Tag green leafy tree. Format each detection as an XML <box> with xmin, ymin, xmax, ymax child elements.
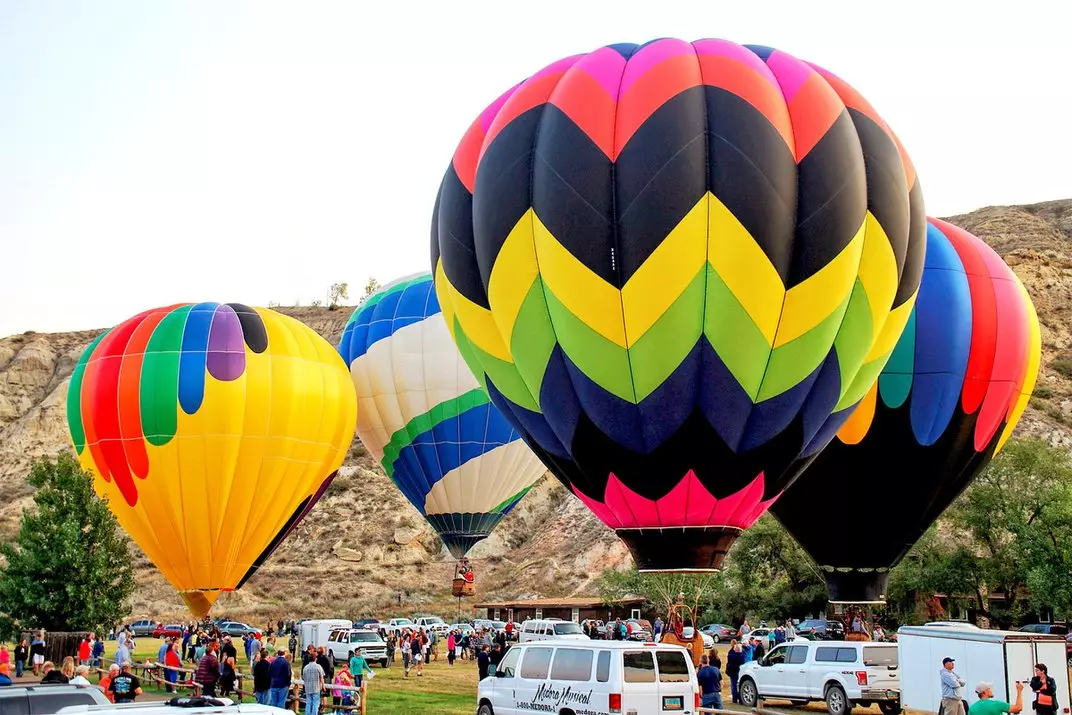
<box><xmin>328</xmin><ymin>282</ymin><xmax>350</xmax><ymax>310</ymax></box>
<box><xmin>0</xmin><ymin>453</ymin><xmax>135</xmax><ymax>632</ymax></box>
<box><xmin>358</xmin><ymin>277</ymin><xmax>381</xmax><ymax>306</ymax></box>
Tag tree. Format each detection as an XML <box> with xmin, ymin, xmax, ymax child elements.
<box><xmin>0</xmin><ymin>453</ymin><xmax>135</xmax><ymax>633</ymax></box>
<box><xmin>358</xmin><ymin>277</ymin><xmax>381</xmax><ymax>306</ymax></box>
<box><xmin>328</xmin><ymin>282</ymin><xmax>349</xmax><ymax>310</ymax></box>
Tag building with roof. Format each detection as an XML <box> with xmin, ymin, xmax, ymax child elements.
<box><xmin>474</xmin><ymin>596</ymin><xmax>648</xmax><ymax>623</ymax></box>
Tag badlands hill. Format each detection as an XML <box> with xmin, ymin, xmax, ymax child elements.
<box><xmin>1</xmin><ymin>199</ymin><xmax>1071</xmax><ymax>622</ymax></box>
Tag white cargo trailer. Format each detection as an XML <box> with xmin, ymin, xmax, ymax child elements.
<box><xmin>898</xmin><ymin>625</ymin><xmax>1070</xmax><ymax>714</ymax></box>
<box><xmin>299</xmin><ymin>618</ymin><xmax>352</xmax><ymax>651</ymax></box>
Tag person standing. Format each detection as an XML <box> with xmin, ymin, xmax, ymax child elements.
<box><xmin>349</xmin><ymin>648</ymin><xmax>373</xmax><ymax>690</ymax></box>
<box><xmin>477</xmin><ymin>646</ymin><xmax>490</xmax><ymax>681</ymax></box>
<box><xmin>969</xmin><ymin>681</ymin><xmax>1024</xmax><ymax>715</ymax></box>
<box><xmin>696</xmin><ymin>655</ymin><xmax>723</xmax><ymax>709</ymax></box>
<box><xmin>78</xmin><ymin>635</ymin><xmax>92</xmax><ymax>666</ymax></box>
<box><xmin>253</xmin><ymin>650</ymin><xmax>272</xmax><ymax>705</ymax></box>
<box><xmin>164</xmin><ymin>641</ymin><xmax>182</xmax><ymax>693</ymax></box>
<box><xmin>940</xmin><ymin>657</ymin><xmax>967</xmax><ymax>715</ymax></box>
<box><xmin>92</xmin><ymin>635</ymin><xmax>105</xmax><ymax>669</ymax></box>
<box><xmin>288</xmin><ymin>632</ymin><xmax>298</xmax><ymax>659</ymax></box>
<box><xmin>100</xmin><ymin>664</ymin><xmax>120</xmax><ymax>702</ymax></box>
<box><xmin>653</xmin><ymin>616</ymin><xmax>664</xmax><ymax>639</ymax></box>
<box><xmin>268</xmin><ymin>650</ymin><xmax>292</xmax><ymax>709</ymax></box>
<box><xmin>110</xmin><ymin>662</ymin><xmax>142</xmax><ymax>703</ymax></box>
<box><xmin>1029</xmin><ymin>663</ymin><xmax>1058</xmax><ymax>715</ymax></box>
<box><xmin>333</xmin><ymin>663</ymin><xmax>355</xmax><ymax>707</ymax></box>
<box><xmin>446</xmin><ymin>633</ymin><xmax>456</xmax><ymax>667</ymax></box>
<box><xmin>301</xmin><ymin>655</ymin><xmax>325</xmax><ymax>715</ymax></box>
<box><xmin>29</xmin><ymin>634</ymin><xmax>45</xmax><ymax>676</ymax></box>
<box><xmin>726</xmin><ymin>640</ymin><xmax>744</xmax><ymax>704</ymax></box>
<box><xmin>14</xmin><ymin>640</ymin><xmax>27</xmax><ymax>679</ymax></box>
<box><xmin>194</xmin><ymin>640</ymin><xmax>220</xmax><ymax>697</ymax></box>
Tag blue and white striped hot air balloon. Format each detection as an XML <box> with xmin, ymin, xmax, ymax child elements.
<box><xmin>338</xmin><ymin>272</ymin><xmax>548</xmax><ymax>558</ymax></box>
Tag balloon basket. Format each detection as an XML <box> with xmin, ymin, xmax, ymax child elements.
<box><xmin>452</xmin><ymin>578</ymin><xmax>475</xmax><ymax>598</ymax></box>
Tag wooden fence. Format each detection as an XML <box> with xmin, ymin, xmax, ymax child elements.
<box><xmin>20</xmin><ymin>631</ymin><xmax>93</xmax><ymax>666</ymax></box>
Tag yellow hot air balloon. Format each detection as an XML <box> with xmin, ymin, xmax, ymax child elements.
<box><xmin>66</xmin><ymin>302</ymin><xmax>357</xmax><ymax>616</ymax></box>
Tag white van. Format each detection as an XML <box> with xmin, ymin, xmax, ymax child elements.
<box><xmin>478</xmin><ymin>640</ymin><xmax>699</xmax><ymax>715</ymax></box>
<box><xmin>738</xmin><ymin>640</ymin><xmax>901</xmax><ymax>715</ymax></box>
<box><xmin>519</xmin><ymin>619</ymin><xmax>589</xmax><ymax>643</ymax></box>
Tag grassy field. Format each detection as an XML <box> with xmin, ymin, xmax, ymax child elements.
<box><xmin>122</xmin><ymin>637</ymin><xmax>479</xmax><ymax>715</ymax></box>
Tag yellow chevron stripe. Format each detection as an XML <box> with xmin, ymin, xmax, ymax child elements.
<box><xmin>434</xmin><ymin>261</ymin><xmax>457</xmax><ymax>341</ymax></box>
<box><xmin>487</xmin><ymin>208</ymin><xmax>540</xmax><ymax>345</ymax></box>
<box><xmin>621</xmin><ymin>197</ymin><xmax>707</xmax><ymax>347</ymax></box>
<box><xmin>865</xmin><ymin>290</ymin><xmax>915</xmax><ymax>362</ymax></box>
<box><xmin>707</xmin><ymin>194</ymin><xmax>786</xmax><ymax>345</ymax></box>
<box><xmin>995</xmin><ymin>274</ymin><xmax>1041</xmax><ymax>454</ymax></box>
<box><xmin>775</xmin><ymin>221</ymin><xmax>865</xmax><ymax>348</ymax></box>
<box><xmin>532</xmin><ymin>210</ymin><xmax>627</xmax><ymax>348</ymax></box>
<box><xmin>856</xmin><ymin>211</ymin><xmax>898</xmax><ymax>336</ymax></box>
<box><xmin>434</xmin><ymin>261</ymin><xmax>512</xmax><ymax>363</ymax></box>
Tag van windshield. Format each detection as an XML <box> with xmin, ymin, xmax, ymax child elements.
<box><xmin>863</xmin><ymin>647</ymin><xmax>898</xmax><ymax>667</ymax></box>
<box><xmin>554</xmin><ymin>623</ymin><xmax>583</xmax><ymax>635</ymax></box>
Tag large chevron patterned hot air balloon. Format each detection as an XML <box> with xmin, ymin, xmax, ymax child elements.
<box><xmin>432</xmin><ymin>38</ymin><xmax>927</xmax><ymax>571</ymax></box>
<box><xmin>773</xmin><ymin>218</ymin><xmax>1041</xmax><ymax>602</ymax></box>
<box><xmin>67</xmin><ymin>303</ymin><xmax>357</xmax><ymax>616</ymax></box>
<box><xmin>338</xmin><ymin>273</ymin><xmax>548</xmax><ymax>559</ymax></box>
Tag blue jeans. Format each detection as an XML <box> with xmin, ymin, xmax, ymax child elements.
<box><xmin>703</xmin><ymin>692</ymin><xmax>723</xmax><ymax>709</ymax></box>
<box><xmin>306</xmin><ymin>692</ymin><xmax>321</xmax><ymax>715</ymax></box>
<box><xmin>15</xmin><ymin>660</ymin><xmax>24</xmax><ymax>678</ymax></box>
<box><xmin>270</xmin><ymin>687</ymin><xmax>289</xmax><ymax>709</ymax></box>
<box><xmin>255</xmin><ymin>691</ymin><xmax>270</xmax><ymax>705</ymax></box>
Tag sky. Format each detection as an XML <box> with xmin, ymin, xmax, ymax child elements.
<box><xmin>2</xmin><ymin>0</ymin><xmax>1070</xmax><ymax>337</ymax></box>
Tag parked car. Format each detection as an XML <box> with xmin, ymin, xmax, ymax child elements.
<box><xmin>796</xmin><ymin>618</ymin><xmax>846</xmax><ymax>640</ymax></box>
<box><xmin>216</xmin><ymin>621</ymin><xmax>260</xmax><ymax>638</ymax></box>
<box><xmin>1067</xmin><ymin>634</ymin><xmax>1072</xmax><ymax>668</ymax></box>
<box><xmin>700</xmin><ymin>623</ymin><xmax>738</xmax><ymax>642</ymax></box>
<box><xmin>472</xmin><ymin>619</ymin><xmax>508</xmax><ymax>637</ymax></box>
<box><xmin>582</xmin><ymin>619</ymin><xmax>607</xmax><ymax>637</ymax></box>
<box><xmin>450</xmin><ymin>623</ymin><xmax>475</xmax><ymax>636</ymax></box>
<box><xmin>152</xmin><ymin>624</ymin><xmax>184</xmax><ymax>639</ymax></box>
<box><xmin>126</xmin><ymin>619</ymin><xmax>157</xmax><ymax>637</ymax></box>
<box><xmin>384</xmin><ymin>618</ymin><xmax>416</xmax><ymax>635</ymax></box>
<box><xmin>477</xmin><ymin>640</ymin><xmax>699</xmax><ymax>715</ymax></box>
<box><xmin>1019</xmin><ymin>623</ymin><xmax>1068</xmax><ymax>635</ymax></box>
<box><xmin>1</xmin><ymin>684</ymin><xmax>111</xmax><ymax>714</ymax></box>
<box><xmin>624</xmin><ymin>618</ymin><xmax>653</xmax><ymax>642</ymax></box>
<box><xmin>738</xmin><ymin>640</ymin><xmax>901</xmax><ymax>715</ymax></box>
<box><xmin>413</xmin><ymin>616</ymin><xmax>450</xmax><ymax>636</ymax></box>
<box><xmin>325</xmin><ymin>628</ymin><xmax>390</xmax><ymax>668</ymax></box>
<box><xmin>352</xmin><ymin>619</ymin><xmax>382</xmax><ymax>631</ymax></box>
<box><xmin>518</xmin><ymin>619</ymin><xmax>588</xmax><ymax>643</ymax></box>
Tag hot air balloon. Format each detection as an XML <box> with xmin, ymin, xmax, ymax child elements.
<box><xmin>431</xmin><ymin>38</ymin><xmax>926</xmax><ymax>571</ymax></box>
<box><xmin>773</xmin><ymin>218</ymin><xmax>1041</xmax><ymax>602</ymax></box>
<box><xmin>337</xmin><ymin>273</ymin><xmax>548</xmax><ymax>562</ymax></box>
<box><xmin>66</xmin><ymin>303</ymin><xmax>357</xmax><ymax>616</ymax></box>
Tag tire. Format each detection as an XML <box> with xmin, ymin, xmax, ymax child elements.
<box><xmin>740</xmin><ymin>678</ymin><xmax>760</xmax><ymax>708</ymax></box>
<box><xmin>879</xmin><ymin>703</ymin><xmax>902</xmax><ymax>715</ymax></box>
<box><xmin>477</xmin><ymin>703</ymin><xmax>494</xmax><ymax>715</ymax></box>
<box><xmin>825</xmin><ymin>685</ymin><xmax>849</xmax><ymax>715</ymax></box>
<box><xmin>712</xmin><ymin>635</ymin><xmax>720</xmax><ymax>643</ymax></box>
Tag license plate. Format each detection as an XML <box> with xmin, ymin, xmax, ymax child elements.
<box><xmin>663</xmin><ymin>696</ymin><xmax>684</xmax><ymax>710</ymax></box>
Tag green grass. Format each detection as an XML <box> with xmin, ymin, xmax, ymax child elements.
<box><xmin>126</xmin><ymin>637</ymin><xmax>479</xmax><ymax>714</ymax></box>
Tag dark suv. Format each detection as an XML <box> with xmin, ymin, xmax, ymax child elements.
<box><xmin>0</xmin><ymin>684</ymin><xmax>110</xmax><ymax>715</ymax></box>
<box><xmin>796</xmin><ymin>618</ymin><xmax>846</xmax><ymax>640</ymax></box>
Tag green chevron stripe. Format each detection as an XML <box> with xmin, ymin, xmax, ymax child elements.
<box><xmin>380</xmin><ymin>388</ymin><xmax>491</xmax><ymax>477</ymax></box>
<box><xmin>353</xmin><ymin>274</ymin><xmax>429</xmax><ymax>319</ymax></box>
<box><xmin>456</xmin><ymin>319</ymin><xmax>541</xmax><ymax>413</ymax></box>
<box><xmin>510</xmin><ymin>276</ymin><xmax>557</xmax><ymax>405</ymax></box>
<box><xmin>759</xmin><ymin>292</ymin><xmax>852</xmax><ymax>401</ymax></box>
<box><xmin>704</xmin><ymin>264</ymin><xmax>774</xmax><ymax>400</ymax></box>
<box><xmin>490</xmin><ymin>482</ymin><xmax>538</xmax><ymax>515</ymax></box>
<box><xmin>631</xmin><ymin>267</ymin><xmax>705</xmax><ymax>401</ymax></box>
<box><xmin>831</xmin><ymin>279</ymin><xmax>874</xmax><ymax>402</ymax></box>
<box><xmin>67</xmin><ymin>331</ymin><xmax>110</xmax><ymax>454</ymax></box>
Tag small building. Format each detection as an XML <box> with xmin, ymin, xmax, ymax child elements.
<box><xmin>474</xmin><ymin>597</ymin><xmax>648</xmax><ymax>624</ymax></box>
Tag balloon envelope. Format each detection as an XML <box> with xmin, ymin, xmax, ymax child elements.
<box><xmin>431</xmin><ymin>38</ymin><xmax>926</xmax><ymax>571</ymax></box>
<box><xmin>67</xmin><ymin>303</ymin><xmax>357</xmax><ymax>616</ymax></box>
<box><xmin>338</xmin><ymin>273</ymin><xmax>548</xmax><ymax>558</ymax></box>
<box><xmin>773</xmin><ymin>218</ymin><xmax>1041</xmax><ymax>602</ymax></box>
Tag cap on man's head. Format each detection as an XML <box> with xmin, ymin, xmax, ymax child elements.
<box><xmin>943</xmin><ymin>657</ymin><xmax>955</xmax><ymax>665</ymax></box>
<box><xmin>975</xmin><ymin>682</ymin><xmax>993</xmax><ymax>696</ymax></box>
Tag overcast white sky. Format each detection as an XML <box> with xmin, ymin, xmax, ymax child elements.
<box><xmin>2</xmin><ymin>0</ymin><xmax>1070</xmax><ymax>337</ymax></box>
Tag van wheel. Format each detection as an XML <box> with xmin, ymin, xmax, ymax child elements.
<box><xmin>740</xmin><ymin>678</ymin><xmax>759</xmax><ymax>707</ymax></box>
<box><xmin>825</xmin><ymin>685</ymin><xmax>849</xmax><ymax>715</ymax></box>
<box><xmin>477</xmin><ymin>703</ymin><xmax>494</xmax><ymax>715</ymax></box>
<box><xmin>879</xmin><ymin>703</ymin><xmax>902</xmax><ymax>715</ymax></box>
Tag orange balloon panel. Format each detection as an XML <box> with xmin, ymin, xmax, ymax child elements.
<box><xmin>66</xmin><ymin>303</ymin><xmax>357</xmax><ymax>616</ymax></box>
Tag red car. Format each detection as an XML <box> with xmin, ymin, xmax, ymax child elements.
<box><xmin>153</xmin><ymin>623</ymin><xmax>184</xmax><ymax>638</ymax></box>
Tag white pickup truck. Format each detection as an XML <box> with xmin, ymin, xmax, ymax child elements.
<box><xmin>413</xmin><ymin>616</ymin><xmax>450</xmax><ymax>636</ymax></box>
<box><xmin>325</xmin><ymin>628</ymin><xmax>390</xmax><ymax>668</ymax></box>
<box><xmin>384</xmin><ymin>618</ymin><xmax>416</xmax><ymax>635</ymax></box>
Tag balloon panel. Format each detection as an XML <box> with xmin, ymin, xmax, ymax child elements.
<box><xmin>431</xmin><ymin>39</ymin><xmax>926</xmax><ymax>570</ymax></box>
<box><xmin>772</xmin><ymin>219</ymin><xmax>1041</xmax><ymax>600</ymax></box>
<box><xmin>338</xmin><ymin>273</ymin><xmax>547</xmax><ymax>558</ymax></box>
<box><xmin>67</xmin><ymin>303</ymin><xmax>357</xmax><ymax>614</ymax></box>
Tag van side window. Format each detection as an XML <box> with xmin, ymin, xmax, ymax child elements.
<box><xmin>499</xmin><ymin>648</ymin><xmax>522</xmax><ymax>678</ymax></box>
<box><xmin>623</xmin><ymin>651</ymin><xmax>656</xmax><ymax>683</ymax></box>
<box><xmin>655</xmin><ymin>651</ymin><xmax>690</xmax><ymax>682</ymax></box>
<box><xmin>520</xmin><ymin>648</ymin><xmax>554</xmax><ymax>679</ymax></box>
<box><xmin>835</xmin><ymin>648</ymin><xmax>857</xmax><ymax>663</ymax></box>
<box><xmin>596</xmin><ymin>651</ymin><xmax>611</xmax><ymax>683</ymax></box>
<box><xmin>786</xmin><ymin>646</ymin><xmax>808</xmax><ymax>665</ymax></box>
<box><xmin>550</xmin><ymin>648</ymin><xmax>594</xmax><ymax>681</ymax></box>
<box><xmin>1</xmin><ymin>693</ymin><xmax>30</xmax><ymax>715</ymax></box>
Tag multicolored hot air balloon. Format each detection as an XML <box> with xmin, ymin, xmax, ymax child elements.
<box><xmin>337</xmin><ymin>273</ymin><xmax>548</xmax><ymax>559</ymax></box>
<box><xmin>66</xmin><ymin>303</ymin><xmax>357</xmax><ymax>616</ymax></box>
<box><xmin>431</xmin><ymin>38</ymin><xmax>926</xmax><ymax>571</ymax></box>
<box><xmin>773</xmin><ymin>219</ymin><xmax>1041</xmax><ymax>602</ymax></box>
